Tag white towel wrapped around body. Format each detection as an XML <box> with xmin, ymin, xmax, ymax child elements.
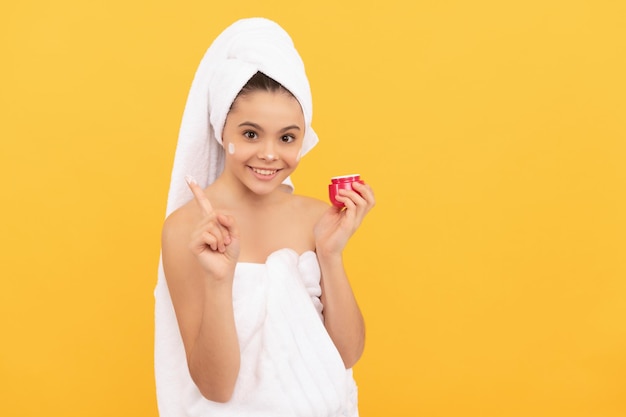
<box><xmin>156</xmin><ymin>249</ymin><xmax>358</xmax><ymax>416</ymax></box>
<box><xmin>154</xmin><ymin>17</ymin><xmax>358</xmax><ymax>417</ymax></box>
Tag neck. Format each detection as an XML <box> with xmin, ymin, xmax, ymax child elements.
<box><xmin>211</xmin><ymin>174</ymin><xmax>289</xmax><ymax>209</ymax></box>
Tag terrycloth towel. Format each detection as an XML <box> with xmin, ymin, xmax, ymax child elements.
<box><xmin>155</xmin><ymin>18</ymin><xmax>357</xmax><ymax>417</ymax></box>
<box><xmin>164</xmin><ymin>17</ymin><xmax>318</xmax><ymax>215</ymax></box>
<box><xmin>158</xmin><ymin>249</ymin><xmax>358</xmax><ymax>417</ymax></box>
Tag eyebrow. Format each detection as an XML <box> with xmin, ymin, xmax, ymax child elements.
<box><xmin>238</xmin><ymin>122</ymin><xmax>301</xmax><ymax>133</ymax></box>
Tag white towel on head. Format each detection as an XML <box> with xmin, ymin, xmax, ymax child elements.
<box><xmin>155</xmin><ymin>17</ymin><xmax>359</xmax><ymax>417</ymax></box>
<box><xmin>164</xmin><ymin>17</ymin><xmax>318</xmax><ymax>216</ymax></box>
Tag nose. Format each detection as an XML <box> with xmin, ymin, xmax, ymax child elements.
<box><xmin>258</xmin><ymin>140</ymin><xmax>278</xmax><ymax>161</ymax></box>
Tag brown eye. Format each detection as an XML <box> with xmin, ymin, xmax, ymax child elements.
<box><xmin>281</xmin><ymin>134</ymin><xmax>295</xmax><ymax>143</ymax></box>
<box><xmin>244</xmin><ymin>131</ymin><xmax>258</xmax><ymax>140</ymax></box>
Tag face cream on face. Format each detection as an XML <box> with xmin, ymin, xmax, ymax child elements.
<box><xmin>328</xmin><ymin>174</ymin><xmax>365</xmax><ymax>208</ymax></box>
<box><xmin>228</xmin><ymin>142</ymin><xmax>235</xmax><ymax>155</ymax></box>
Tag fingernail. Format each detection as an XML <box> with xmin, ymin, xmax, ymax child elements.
<box><xmin>185</xmin><ymin>175</ymin><xmax>197</xmax><ymax>185</ymax></box>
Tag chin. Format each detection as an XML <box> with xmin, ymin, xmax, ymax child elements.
<box><xmin>244</xmin><ymin>178</ymin><xmax>287</xmax><ymax>195</ymax></box>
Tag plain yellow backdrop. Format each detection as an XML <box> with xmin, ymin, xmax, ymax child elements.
<box><xmin>1</xmin><ymin>0</ymin><xmax>625</xmax><ymax>416</ymax></box>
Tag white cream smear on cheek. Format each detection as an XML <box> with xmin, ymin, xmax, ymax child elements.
<box><xmin>228</xmin><ymin>143</ymin><xmax>235</xmax><ymax>155</ymax></box>
<box><xmin>296</xmin><ymin>148</ymin><xmax>302</xmax><ymax>162</ymax></box>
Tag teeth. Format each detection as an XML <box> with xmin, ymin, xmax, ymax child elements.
<box><xmin>252</xmin><ymin>168</ymin><xmax>277</xmax><ymax>176</ymax></box>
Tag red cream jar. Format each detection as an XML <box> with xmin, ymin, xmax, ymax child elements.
<box><xmin>328</xmin><ymin>174</ymin><xmax>365</xmax><ymax>208</ymax></box>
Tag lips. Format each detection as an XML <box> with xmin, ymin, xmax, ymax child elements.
<box><xmin>248</xmin><ymin>166</ymin><xmax>282</xmax><ymax>181</ymax></box>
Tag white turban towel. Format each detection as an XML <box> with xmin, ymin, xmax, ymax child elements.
<box><xmin>165</xmin><ymin>17</ymin><xmax>318</xmax><ymax>217</ymax></box>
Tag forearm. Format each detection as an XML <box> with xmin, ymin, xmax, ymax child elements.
<box><xmin>318</xmin><ymin>252</ymin><xmax>365</xmax><ymax>369</ymax></box>
<box><xmin>188</xmin><ymin>279</ymin><xmax>240</xmax><ymax>403</ymax></box>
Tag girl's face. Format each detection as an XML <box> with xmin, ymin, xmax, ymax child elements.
<box><xmin>222</xmin><ymin>89</ymin><xmax>305</xmax><ymax>195</ymax></box>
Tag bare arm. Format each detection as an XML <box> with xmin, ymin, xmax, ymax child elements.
<box><xmin>314</xmin><ymin>182</ymin><xmax>375</xmax><ymax>368</ymax></box>
<box><xmin>317</xmin><ymin>251</ymin><xmax>365</xmax><ymax>368</ymax></box>
<box><xmin>161</xmin><ymin>178</ymin><xmax>241</xmax><ymax>402</ymax></box>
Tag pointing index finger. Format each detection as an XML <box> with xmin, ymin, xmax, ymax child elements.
<box><xmin>185</xmin><ymin>175</ymin><xmax>213</xmax><ymax>215</ymax></box>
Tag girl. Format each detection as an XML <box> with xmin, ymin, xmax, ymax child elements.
<box><xmin>155</xmin><ymin>18</ymin><xmax>374</xmax><ymax>417</ymax></box>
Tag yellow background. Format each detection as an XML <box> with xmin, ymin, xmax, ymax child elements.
<box><xmin>1</xmin><ymin>0</ymin><xmax>625</xmax><ymax>416</ymax></box>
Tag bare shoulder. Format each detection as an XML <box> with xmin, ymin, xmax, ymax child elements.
<box><xmin>162</xmin><ymin>199</ymin><xmax>198</xmax><ymax>245</ymax></box>
<box><xmin>289</xmin><ymin>193</ymin><xmax>329</xmax><ymax>221</ymax></box>
<box><xmin>161</xmin><ymin>199</ymin><xmax>203</xmax><ymax>288</ymax></box>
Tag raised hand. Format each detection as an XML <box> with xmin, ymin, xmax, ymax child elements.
<box><xmin>314</xmin><ymin>181</ymin><xmax>375</xmax><ymax>257</ymax></box>
<box><xmin>186</xmin><ymin>176</ymin><xmax>240</xmax><ymax>280</ymax></box>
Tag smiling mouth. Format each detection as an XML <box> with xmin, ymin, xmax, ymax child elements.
<box><xmin>250</xmin><ymin>167</ymin><xmax>279</xmax><ymax>176</ymax></box>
